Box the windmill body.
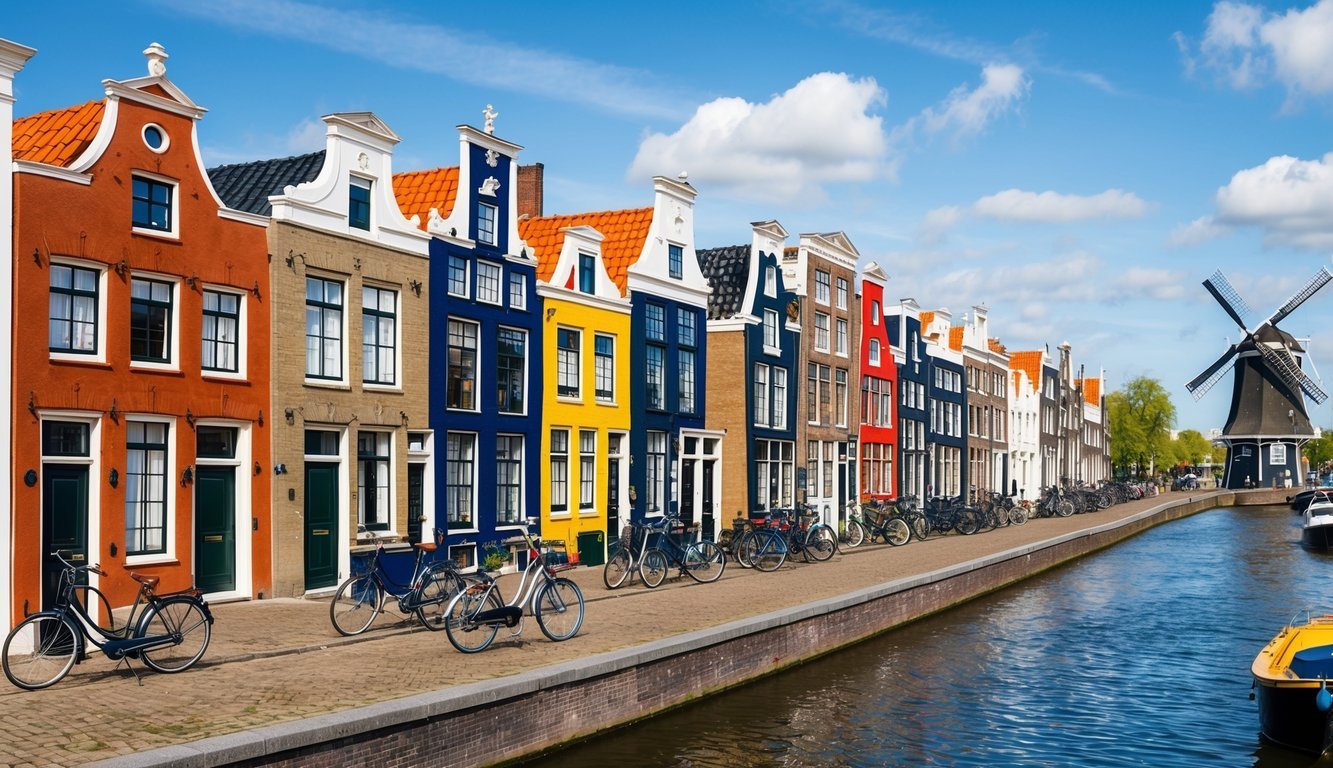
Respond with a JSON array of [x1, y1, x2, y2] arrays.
[[1187, 269, 1331, 489]]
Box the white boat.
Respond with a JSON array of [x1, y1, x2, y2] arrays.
[[1302, 491, 1333, 549]]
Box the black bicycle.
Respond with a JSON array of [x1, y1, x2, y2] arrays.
[[3, 550, 213, 689], [330, 527, 480, 635], [639, 514, 726, 588]]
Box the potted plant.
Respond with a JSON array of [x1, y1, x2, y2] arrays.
[[481, 543, 509, 574]]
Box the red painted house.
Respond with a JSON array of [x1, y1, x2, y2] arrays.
[[858, 263, 898, 499], [8, 44, 271, 625]]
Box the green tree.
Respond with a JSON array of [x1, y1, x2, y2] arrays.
[[1174, 429, 1213, 467], [1304, 429, 1333, 477], [1107, 376, 1177, 477]]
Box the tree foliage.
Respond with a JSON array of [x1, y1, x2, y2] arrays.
[[1304, 429, 1333, 476], [1107, 376, 1177, 476], [1174, 429, 1213, 467]]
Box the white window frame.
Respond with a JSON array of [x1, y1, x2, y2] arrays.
[[49, 259, 108, 365], [130, 170, 180, 239], [476, 261, 502, 305], [128, 272, 180, 373], [201, 286, 247, 381], [124, 414, 176, 566], [762, 309, 781, 355]]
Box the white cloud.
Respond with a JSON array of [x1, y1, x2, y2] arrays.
[[894, 64, 1030, 151], [628, 73, 887, 206], [917, 206, 964, 245], [1210, 153, 1333, 248], [973, 189, 1150, 223], [285, 119, 325, 153], [1186, 0, 1333, 101], [1115, 268, 1188, 300], [1168, 215, 1231, 247]]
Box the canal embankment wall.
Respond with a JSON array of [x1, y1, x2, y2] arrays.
[[95, 489, 1287, 768]]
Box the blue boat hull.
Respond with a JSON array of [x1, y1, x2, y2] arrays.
[[1256, 681, 1331, 754]]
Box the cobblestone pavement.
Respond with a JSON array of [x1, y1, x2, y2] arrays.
[[0, 490, 1250, 766]]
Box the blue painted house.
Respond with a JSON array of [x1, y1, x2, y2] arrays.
[[699, 221, 801, 521], [888, 298, 930, 502], [919, 308, 967, 499]]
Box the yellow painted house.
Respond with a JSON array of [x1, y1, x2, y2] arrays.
[[518, 210, 646, 560]]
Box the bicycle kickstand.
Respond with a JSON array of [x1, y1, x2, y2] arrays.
[[114, 655, 146, 687]]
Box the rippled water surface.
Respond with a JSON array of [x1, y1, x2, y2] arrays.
[[529, 506, 1333, 767]]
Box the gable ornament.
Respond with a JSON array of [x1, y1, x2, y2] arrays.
[[479, 176, 501, 197], [483, 104, 498, 135], [485, 149, 499, 167]]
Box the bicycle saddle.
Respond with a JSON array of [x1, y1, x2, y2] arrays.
[[130, 572, 160, 589]]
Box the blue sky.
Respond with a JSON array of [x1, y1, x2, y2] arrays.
[[10, 0, 1333, 433]]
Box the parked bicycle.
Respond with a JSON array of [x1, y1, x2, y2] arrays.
[[920, 496, 981, 536], [638, 514, 726, 587], [741, 508, 837, 571], [844, 500, 911, 547], [3, 550, 213, 690], [330, 526, 481, 636], [442, 518, 585, 653], [603, 518, 658, 589]]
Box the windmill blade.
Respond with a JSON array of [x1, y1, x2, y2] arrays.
[[1267, 266, 1333, 326], [1186, 345, 1238, 400], [1258, 342, 1329, 405], [1203, 270, 1252, 332]]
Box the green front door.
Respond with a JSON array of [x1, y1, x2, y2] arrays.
[[304, 463, 339, 590], [42, 465, 88, 612], [195, 466, 235, 593]]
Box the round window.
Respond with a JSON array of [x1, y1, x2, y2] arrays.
[[142, 124, 168, 152]]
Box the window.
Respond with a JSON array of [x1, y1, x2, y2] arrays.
[[823, 442, 834, 497], [447, 320, 478, 410], [594, 334, 615, 402], [754, 364, 770, 426], [445, 433, 475, 529], [130, 277, 172, 363], [807, 363, 818, 424], [49, 264, 98, 354], [476, 262, 502, 304], [358, 431, 391, 531], [646, 344, 664, 409], [836, 368, 848, 427], [679, 349, 696, 414], [125, 421, 168, 556], [477, 202, 497, 245], [202, 290, 239, 373], [814, 312, 830, 352], [1271, 444, 1288, 465], [497, 327, 526, 414], [557, 328, 580, 398], [763, 309, 780, 352], [305, 277, 343, 379], [305, 429, 339, 457], [43, 421, 89, 457], [508, 271, 526, 310], [820, 365, 831, 424], [755, 439, 795, 508], [869, 339, 881, 366], [835, 318, 848, 356], [579, 430, 596, 510], [496, 435, 523, 525], [871, 300, 880, 325], [764, 266, 777, 297], [815, 270, 830, 305], [773, 368, 788, 430], [131, 176, 173, 232], [362, 286, 397, 385], [349, 177, 371, 231], [550, 429, 569, 513], [579, 253, 596, 294], [646, 431, 666, 513], [836, 277, 848, 309], [447, 255, 469, 298], [669, 243, 683, 279], [678, 309, 696, 348], [645, 304, 665, 341]]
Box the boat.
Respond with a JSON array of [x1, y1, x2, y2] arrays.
[[1304, 491, 1333, 549], [1252, 612, 1333, 754]]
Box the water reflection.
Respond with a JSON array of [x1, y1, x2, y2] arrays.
[[530, 507, 1332, 767]]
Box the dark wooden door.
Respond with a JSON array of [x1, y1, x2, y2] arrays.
[[680, 459, 696, 526], [194, 466, 235, 593], [304, 463, 339, 590], [42, 465, 88, 611]]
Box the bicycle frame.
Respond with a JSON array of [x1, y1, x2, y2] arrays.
[[467, 526, 566, 627]]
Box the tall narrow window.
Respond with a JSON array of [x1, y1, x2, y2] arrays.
[[868, 339, 881, 366], [476, 202, 497, 245], [763, 309, 779, 352], [773, 368, 788, 430], [447, 320, 478, 410], [668, 243, 683, 279], [871, 300, 880, 325], [579, 254, 596, 294], [814, 312, 830, 351], [835, 318, 848, 356], [447, 255, 469, 298], [445, 433, 475, 529], [305, 277, 343, 379], [348, 177, 371, 231], [819, 365, 832, 424], [764, 266, 777, 297], [645, 304, 666, 341], [130, 277, 172, 363], [594, 334, 615, 402], [579, 430, 596, 510], [557, 329, 580, 398], [836, 368, 848, 427], [754, 364, 770, 426], [678, 309, 697, 348], [508, 271, 526, 310], [496, 435, 523, 524], [836, 277, 848, 309], [807, 363, 818, 424], [50, 264, 99, 354], [679, 349, 696, 414], [550, 429, 569, 513], [201, 290, 239, 372], [358, 431, 391, 531], [362, 286, 397, 385], [131, 176, 173, 232], [497, 327, 526, 414], [476, 262, 502, 304], [815, 270, 830, 304], [125, 421, 168, 555], [646, 345, 665, 409], [646, 431, 666, 514]]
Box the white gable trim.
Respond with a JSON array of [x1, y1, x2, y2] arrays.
[[13, 160, 92, 184]]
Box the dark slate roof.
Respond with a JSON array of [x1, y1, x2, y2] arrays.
[[697, 245, 750, 320], [207, 151, 326, 216]]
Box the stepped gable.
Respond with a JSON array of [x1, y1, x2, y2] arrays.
[[949, 326, 964, 351], [1008, 350, 1043, 393], [1081, 377, 1101, 405], [518, 207, 653, 292], [12, 100, 104, 166], [988, 338, 1006, 355], [393, 166, 459, 231], [696, 245, 749, 320], [207, 151, 326, 215]]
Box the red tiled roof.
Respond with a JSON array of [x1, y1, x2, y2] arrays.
[[988, 337, 1006, 355], [1081, 377, 1102, 405], [518, 207, 653, 291], [392, 167, 460, 231], [12, 100, 105, 167], [948, 326, 963, 351], [1008, 350, 1043, 393]]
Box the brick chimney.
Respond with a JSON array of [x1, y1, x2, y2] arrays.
[[517, 162, 544, 218]]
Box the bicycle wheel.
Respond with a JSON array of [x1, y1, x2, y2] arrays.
[[747, 532, 787, 572], [603, 550, 633, 589], [844, 519, 866, 548], [733, 531, 754, 568], [1057, 499, 1075, 517], [139, 596, 212, 673], [330, 575, 383, 636], [911, 514, 931, 541], [804, 526, 837, 561], [535, 578, 585, 642], [884, 517, 911, 546], [1009, 506, 1029, 525], [640, 548, 669, 588], [3, 614, 78, 690], [683, 541, 726, 583], [444, 587, 502, 653], [415, 568, 463, 631], [956, 510, 980, 535]]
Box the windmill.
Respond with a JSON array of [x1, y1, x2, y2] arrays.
[[1187, 267, 1333, 489]]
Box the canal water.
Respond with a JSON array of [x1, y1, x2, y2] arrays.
[[530, 505, 1332, 767]]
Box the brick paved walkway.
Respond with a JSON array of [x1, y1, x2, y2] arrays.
[[0, 490, 1260, 767]]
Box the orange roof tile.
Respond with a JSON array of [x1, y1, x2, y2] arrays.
[[518, 207, 654, 291], [948, 326, 963, 351], [1008, 350, 1044, 393], [1081, 377, 1102, 405], [392, 167, 459, 231], [988, 337, 1006, 355], [12, 100, 105, 167]]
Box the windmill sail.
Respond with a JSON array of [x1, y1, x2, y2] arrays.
[[1258, 343, 1329, 405], [1267, 267, 1333, 327], [1187, 344, 1238, 400], [1203, 270, 1252, 331]]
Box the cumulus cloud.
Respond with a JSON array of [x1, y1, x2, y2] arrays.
[[1168, 215, 1230, 247], [1115, 267, 1188, 300], [893, 64, 1030, 150], [917, 206, 964, 245], [1207, 153, 1333, 248], [973, 189, 1150, 223], [628, 73, 887, 206], [1184, 0, 1333, 102]]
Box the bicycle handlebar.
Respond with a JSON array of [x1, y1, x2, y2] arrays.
[[50, 550, 104, 577]]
